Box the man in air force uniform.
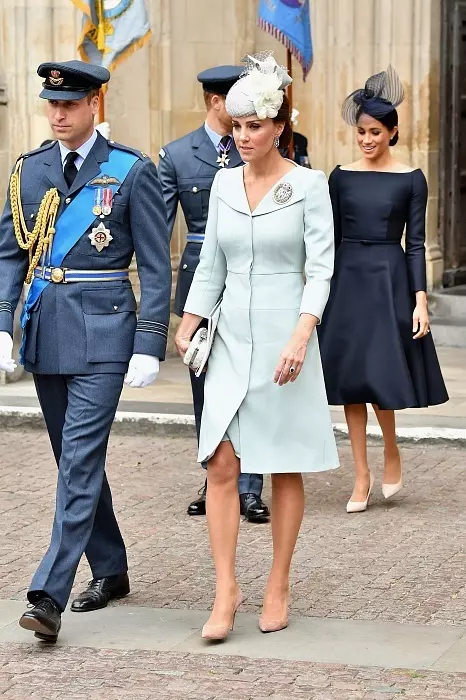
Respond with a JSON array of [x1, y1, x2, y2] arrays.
[[0, 61, 171, 641], [158, 66, 269, 523]]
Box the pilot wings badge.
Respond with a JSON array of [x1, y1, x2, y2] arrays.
[[89, 175, 121, 187]]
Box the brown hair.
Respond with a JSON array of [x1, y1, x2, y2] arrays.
[[203, 90, 225, 109], [86, 88, 100, 104], [274, 94, 293, 149]]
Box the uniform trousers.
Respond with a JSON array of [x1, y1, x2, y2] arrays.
[[189, 369, 263, 496], [29, 373, 128, 611]]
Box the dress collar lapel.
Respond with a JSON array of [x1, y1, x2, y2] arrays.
[[252, 168, 304, 216], [217, 166, 304, 216], [192, 126, 222, 169], [43, 143, 68, 196]]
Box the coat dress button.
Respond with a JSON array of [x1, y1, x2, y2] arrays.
[[65, 197, 71, 204], [182, 264, 188, 270], [192, 187, 198, 193]]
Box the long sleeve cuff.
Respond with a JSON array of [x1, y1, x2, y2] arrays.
[[133, 319, 168, 360], [0, 307, 14, 335], [299, 280, 331, 323]]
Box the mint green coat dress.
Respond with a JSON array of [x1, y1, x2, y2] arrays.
[[184, 165, 339, 474]]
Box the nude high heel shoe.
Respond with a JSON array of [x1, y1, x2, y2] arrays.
[[346, 471, 375, 513], [201, 590, 244, 641], [259, 592, 289, 633], [382, 458, 403, 499]]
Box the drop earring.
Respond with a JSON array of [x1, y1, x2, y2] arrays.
[[274, 136, 280, 148]]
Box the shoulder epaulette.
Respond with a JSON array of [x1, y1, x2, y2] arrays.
[[16, 140, 57, 162], [108, 140, 149, 160]]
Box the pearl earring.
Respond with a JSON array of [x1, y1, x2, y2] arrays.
[[274, 136, 280, 148]]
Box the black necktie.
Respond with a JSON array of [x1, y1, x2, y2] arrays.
[[63, 151, 78, 188]]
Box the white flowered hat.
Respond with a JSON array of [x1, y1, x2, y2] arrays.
[[225, 52, 292, 120]]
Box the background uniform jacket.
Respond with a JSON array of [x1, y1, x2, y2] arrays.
[[158, 125, 242, 316]]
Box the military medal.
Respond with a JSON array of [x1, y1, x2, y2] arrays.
[[89, 222, 113, 252], [217, 152, 230, 167], [92, 188, 103, 216], [102, 187, 113, 216], [217, 135, 232, 168]]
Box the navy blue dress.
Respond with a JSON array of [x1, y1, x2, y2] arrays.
[[318, 166, 448, 409]]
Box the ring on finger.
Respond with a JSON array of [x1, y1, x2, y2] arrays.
[[289, 366, 296, 374]]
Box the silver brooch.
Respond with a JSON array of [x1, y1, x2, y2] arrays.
[[273, 182, 293, 205]]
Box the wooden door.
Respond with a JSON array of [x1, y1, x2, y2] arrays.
[[440, 0, 466, 286]]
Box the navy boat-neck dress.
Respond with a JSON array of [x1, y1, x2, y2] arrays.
[[318, 166, 448, 409]]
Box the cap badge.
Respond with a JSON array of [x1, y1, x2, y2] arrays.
[[272, 181, 293, 205], [49, 70, 64, 86]]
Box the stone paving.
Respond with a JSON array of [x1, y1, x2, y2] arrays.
[[0, 429, 465, 698], [1, 645, 466, 700]]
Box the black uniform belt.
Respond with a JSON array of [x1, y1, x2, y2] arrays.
[[341, 238, 401, 245], [34, 266, 130, 284]]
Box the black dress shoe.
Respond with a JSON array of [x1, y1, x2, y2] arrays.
[[187, 483, 207, 516], [19, 597, 61, 642], [240, 493, 270, 523], [70, 573, 130, 613]]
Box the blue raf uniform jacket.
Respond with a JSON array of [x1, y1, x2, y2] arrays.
[[158, 125, 243, 317], [0, 133, 171, 374]]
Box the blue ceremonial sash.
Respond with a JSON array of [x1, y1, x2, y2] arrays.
[[19, 148, 138, 364]]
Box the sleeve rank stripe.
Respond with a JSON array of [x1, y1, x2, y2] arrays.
[[135, 328, 168, 337], [137, 319, 169, 329]]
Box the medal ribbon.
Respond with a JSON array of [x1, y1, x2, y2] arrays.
[[218, 135, 232, 156]]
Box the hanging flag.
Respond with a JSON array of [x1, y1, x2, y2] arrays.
[[257, 0, 313, 80], [72, 0, 151, 80]]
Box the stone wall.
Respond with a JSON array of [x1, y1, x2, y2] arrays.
[[0, 0, 444, 286]]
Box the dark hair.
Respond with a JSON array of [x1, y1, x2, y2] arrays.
[[274, 94, 293, 149], [359, 107, 399, 146]]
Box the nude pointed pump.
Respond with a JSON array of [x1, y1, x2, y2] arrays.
[[259, 592, 289, 633], [382, 460, 403, 499], [346, 471, 375, 513], [201, 590, 244, 641]]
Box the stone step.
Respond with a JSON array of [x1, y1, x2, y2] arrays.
[[430, 317, 466, 347], [429, 285, 466, 319]]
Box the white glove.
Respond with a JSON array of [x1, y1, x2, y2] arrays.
[[0, 331, 16, 373], [124, 353, 160, 388]]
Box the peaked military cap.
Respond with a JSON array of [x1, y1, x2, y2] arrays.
[[37, 60, 110, 101], [197, 65, 243, 96]]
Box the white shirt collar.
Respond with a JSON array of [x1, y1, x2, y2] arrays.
[[204, 121, 231, 152], [58, 129, 98, 170]]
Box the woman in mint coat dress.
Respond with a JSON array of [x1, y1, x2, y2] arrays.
[[175, 54, 338, 641]]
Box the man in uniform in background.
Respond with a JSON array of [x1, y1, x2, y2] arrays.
[[290, 109, 311, 167], [158, 66, 269, 523], [0, 60, 171, 641]]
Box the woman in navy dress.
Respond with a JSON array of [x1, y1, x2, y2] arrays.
[[319, 66, 448, 513]]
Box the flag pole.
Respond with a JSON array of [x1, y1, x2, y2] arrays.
[[98, 89, 105, 124], [287, 50, 294, 159]]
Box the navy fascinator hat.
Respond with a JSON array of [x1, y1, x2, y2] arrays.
[[341, 65, 404, 125]]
